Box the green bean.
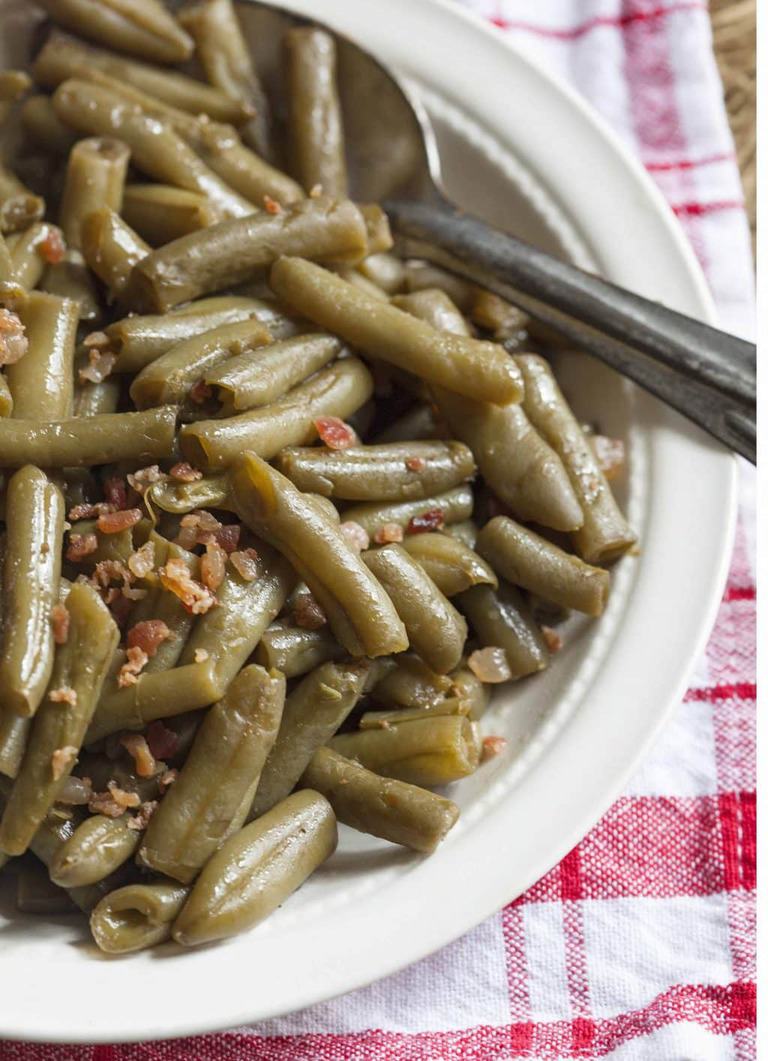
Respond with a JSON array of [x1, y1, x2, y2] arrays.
[[81, 207, 150, 300], [392, 289, 473, 336], [249, 659, 369, 818], [146, 475, 232, 516], [0, 406, 177, 468], [59, 137, 130, 250], [442, 521, 478, 549], [90, 879, 189, 953], [369, 654, 454, 709], [140, 665, 285, 883], [0, 582, 118, 855], [515, 354, 637, 563], [130, 199, 369, 313], [39, 252, 101, 322], [404, 261, 474, 310], [172, 789, 336, 946], [301, 747, 459, 853], [16, 862, 77, 914], [270, 258, 523, 405], [255, 622, 344, 679], [0, 164, 44, 236], [0, 467, 64, 717], [449, 667, 490, 721], [401, 533, 497, 597], [359, 700, 470, 729], [6, 223, 62, 291], [0, 70, 31, 105], [363, 544, 467, 673], [64, 519, 135, 570], [0, 373, 11, 417], [342, 485, 474, 538], [0, 713, 30, 779], [333, 266, 388, 301], [206, 333, 341, 415], [34, 0, 194, 65], [358, 252, 406, 294], [471, 289, 530, 342], [285, 27, 347, 198], [34, 30, 248, 124], [7, 293, 78, 420], [477, 515, 610, 617], [329, 715, 481, 787], [230, 453, 407, 657], [0, 231, 23, 303], [372, 403, 441, 444], [20, 96, 77, 156], [53, 81, 253, 220], [130, 317, 273, 413], [457, 582, 549, 680], [358, 205, 393, 255], [49, 814, 140, 888], [181, 356, 373, 471], [73, 376, 122, 417], [122, 184, 219, 246]]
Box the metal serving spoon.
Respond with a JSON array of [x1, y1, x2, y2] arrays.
[[238, 0, 756, 462]]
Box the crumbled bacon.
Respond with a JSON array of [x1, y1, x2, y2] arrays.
[[214, 523, 240, 554], [127, 465, 164, 495], [293, 591, 326, 629], [263, 194, 282, 214], [146, 720, 179, 761], [89, 782, 141, 818], [194, 648, 209, 663], [480, 735, 508, 763], [314, 416, 358, 450], [127, 619, 171, 659], [109, 593, 134, 629], [340, 521, 370, 553], [127, 540, 156, 579], [0, 308, 28, 365], [176, 509, 222, 550], [126, 800, 158, 831], [65, 532, 98, 563], [103, 476, 128, 511], [373, 522, 404, 545], [50, 603, 70, 645], [68, 501, 113, 521], [158, 769, 178, 793], [38, 226, 65, 264], [159, 557, 217, 614], [117, 645, 149, 687], [83, 330, 110, 350], [51, 745, 78, 780], [405, 456, 426, 472], [201, 540, 227, 591], [229, 548, 259, 581], [407, 508, 445, 534], [93, 559, 132, 589], [189, 379, 213, 404], [169, 461, 203, 483], [97, 507, 142, 534], [468, 647, 511, 683], [49, 686, 77, 705], [541, 626, 563, 654], [79, 348, 116, 384], [120, 733, 157, 778]]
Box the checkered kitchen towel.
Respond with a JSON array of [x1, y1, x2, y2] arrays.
[[4, 1, 755, 1058]]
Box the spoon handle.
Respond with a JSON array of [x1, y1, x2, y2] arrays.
[[385, 198, 755, 463]]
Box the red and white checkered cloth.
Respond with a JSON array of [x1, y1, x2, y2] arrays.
[[5, 1, 754, 1058]]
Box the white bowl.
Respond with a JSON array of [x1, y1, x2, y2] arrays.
[[0, 0, 736, 1042]]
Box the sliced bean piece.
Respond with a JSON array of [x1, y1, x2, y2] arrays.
[[90, 879, 189, 954], [7, 293, 78, 420], [122, 184, 219, 246], [370, 654, 454, 709], [20, 96, 77, 155], [59, 136, 130, 250], [457, 582, 549, 680], [49, 814, 141, 888], [342, 485, 473, 539], [400, 532, 497, 597], [0, 163, 44, 235], [34, 0, 194, 64], [81, 208, 150, 300], [255, 622, 344, 679]]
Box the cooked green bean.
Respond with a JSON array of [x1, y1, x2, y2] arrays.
[[392, 289, 473, 336], [0, 373, 11, 417], [515, 354, 637, 563], [130, 199, 369, 313], [206, 333, 341, 415], [181, 356, 373, 471], [131, 317, 272, 411], [333, 266, 389, 301], [302, 747, 459, 852], [16, 862, 77, 915], [342, 485, 474, 538], [73, 376, 122, 417], [285, 27, 347, 199], [49, 814, 141, 888], [0, 712, 30, 779], [362, 544, 467, 673], [372, 403, 441, 444], [457, 582, 549, 680], [359, 700, 470, 729], [271, 258, 523, 405], [401, 532, 497, 597], [477, 515, 610, 617], [81, 207, 150, 300], [0, 467, 64, 717], [53, 80, 253, 220], [329, 715, 481, 788], [449, 667, 490, 721], [146, 474, 232, 516], [0, 581, 118, 855], [276, 441, 475, 503], [404, 261, 474, 309], [7, 293, 78, 419], [0, 406, 177, 468], [90, 879, 189, 953], [20, 95, 77, 155], [0, 231, 22, 302], [122, 184, 219, 246], [34, 0, 194, 65], [442, 521, 478, 548], [369, 654, 453, 709], [0, 70, 31, 104], [359, 252, 406, 294], [6, 222, 63, 290], [140, 665, 285, 883], [64, 518, 135, 570], [255, 622, 344, 679], [230, 453, 407, 657], [173, 789, 336, 946], [125, 535, 199, 674], [249, 659, 369, 818], [39, 252, 101, 322], [59, 137, 130, 250], [0, 162, 44, 234]]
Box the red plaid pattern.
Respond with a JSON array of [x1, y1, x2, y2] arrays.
[[2, 1, 754, 1057]]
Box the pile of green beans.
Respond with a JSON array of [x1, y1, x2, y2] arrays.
[[0, 0, 635, 956]]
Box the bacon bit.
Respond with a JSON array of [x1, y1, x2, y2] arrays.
[[127, 619, 171, 659], [214, 523, 240, 554], [97, 507, 142, 534], [127, 540, 156, 579], [542, 626, 563, 654], [591, 435, 626, 481], [120, 733, 157, 778], [127, 800, 158, 831], [175, 517, 200, 551], [169, 461, 203, 483], [468, 647, 511, 684], [0, 308, 28, 365], [83, 330, 110, 350], [229, 547, 259, 581], [109, 593, 134, 629], [51, 745, 78, 781], [481, 736, 508, 763], [117, 646, 149, 687], [103, 476, 128, 511], [407, 508, 445, 535], [159, 557, 217, 614], [68, 501, 113, 520], [176, 509, 222, 550], [339, 521, 370, 553], [189, 379, 213, 404], [293, 591, 326, 630], [127, 465, 164, 495], [158, 769, 178, 793], [79, 348, 116, 384], [201, 540, 227, 591], [93, 559, 132, 588], [38, 226, 65, 264], [65, 532, 98, 563], [57, 775, 92, 805], [146, 720, 179, 761], [263, 194, 282, 214], [314, 416, 358, 450], [89, 782, 141, 818], [49, 686, 78, 705], [373, 522, 404, 545], [405, 456, 426, 472], [50, 603, 70, 645]]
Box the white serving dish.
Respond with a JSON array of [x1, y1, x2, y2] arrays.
[[0, 0, 736, 1042]]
